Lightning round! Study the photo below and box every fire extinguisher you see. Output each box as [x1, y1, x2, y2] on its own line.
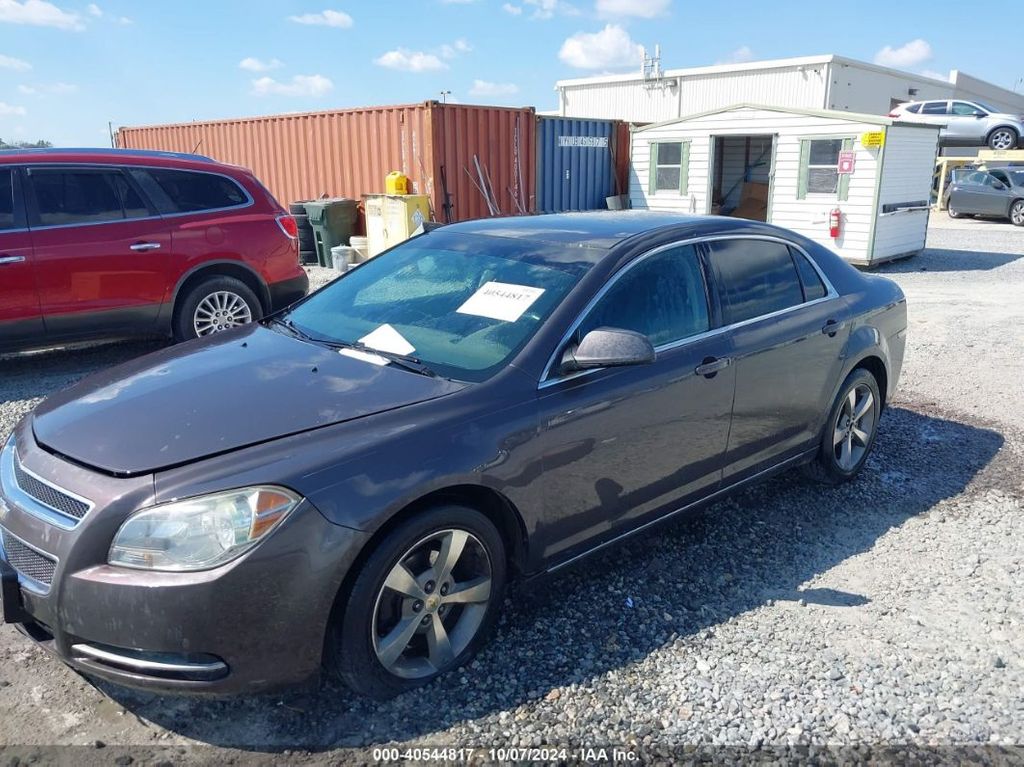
[829, 208, 842, 239]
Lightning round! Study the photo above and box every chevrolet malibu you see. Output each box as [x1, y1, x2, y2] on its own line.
[0, 213, 906, 699]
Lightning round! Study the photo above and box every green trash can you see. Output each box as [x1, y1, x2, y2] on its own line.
[303, 198, 358, 267]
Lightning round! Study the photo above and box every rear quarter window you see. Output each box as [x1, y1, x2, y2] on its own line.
[706, 239, 806, 324]
[131, 168, 248, 214]
[791, 248, 828, 301]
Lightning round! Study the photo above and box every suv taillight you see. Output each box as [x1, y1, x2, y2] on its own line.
[887, 111, 899, 117]
[276, 215, 298, 239]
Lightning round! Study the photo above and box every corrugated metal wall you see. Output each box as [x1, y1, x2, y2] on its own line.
[536, 116, 620, 213]
[117, 102, 535, 223]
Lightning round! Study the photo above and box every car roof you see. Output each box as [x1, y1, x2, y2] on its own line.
[443, 211, 790, 255]
[0, 147, 222, 168]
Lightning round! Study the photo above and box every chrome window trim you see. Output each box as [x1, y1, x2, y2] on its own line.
[0, 440, 93, 529]
[0, 524, 59, 595]
[538, 234, 839, 389]
[18, 163, 254, 232]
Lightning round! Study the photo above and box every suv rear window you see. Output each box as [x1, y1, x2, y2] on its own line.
[706, 239, 806, 324]
[0, 169, 15, 231]
[131, 168, 248, 214]
[30, 168, 149, 226]
[904, 103, 922, 114]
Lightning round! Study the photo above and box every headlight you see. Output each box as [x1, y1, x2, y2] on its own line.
[108, 486, 301, 572]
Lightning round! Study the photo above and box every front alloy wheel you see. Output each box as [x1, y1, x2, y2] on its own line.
[988, 128, 1017, 151]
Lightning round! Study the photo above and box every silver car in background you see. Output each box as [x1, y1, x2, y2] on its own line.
[890, 100, 1024, 150]
[946, 168, 1024, 225]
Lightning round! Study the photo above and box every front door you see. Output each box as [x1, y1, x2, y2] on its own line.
[534, 242, 735, 565]
[24, 165, 172, 338]
[703, 237, 850, 481]
[0, 167, 44, 348]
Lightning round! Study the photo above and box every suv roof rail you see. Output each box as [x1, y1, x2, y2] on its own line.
[0, 147, 216, 162]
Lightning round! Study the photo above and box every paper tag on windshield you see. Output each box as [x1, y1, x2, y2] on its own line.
[456, 282, 545, 322]
[358, 324, 416, 356]
[339, 348, 388, 366]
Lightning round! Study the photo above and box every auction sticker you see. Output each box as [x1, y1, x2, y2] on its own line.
[457, 281, 545, 322]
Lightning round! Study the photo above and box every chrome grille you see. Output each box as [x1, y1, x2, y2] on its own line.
[1, 529, 56, 586]
[13, 457, 89, 520]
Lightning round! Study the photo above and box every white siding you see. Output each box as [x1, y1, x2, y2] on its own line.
[827, 62, 952, 113]
[871, 125, 939, 261]
[951, 71, 1024, 114]
[630, 107, 887, 263]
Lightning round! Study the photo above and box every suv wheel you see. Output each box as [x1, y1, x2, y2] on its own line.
[947, 204, 967, 219]
[173, 276, 262, 342]
[802, 369, 881, 485]
[987, 127, 1018, 151]
[1010, 200, 1024, 227]
[327, 505, 506, 699]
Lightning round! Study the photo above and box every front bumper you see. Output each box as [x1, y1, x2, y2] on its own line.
[0, 424, 367, 695]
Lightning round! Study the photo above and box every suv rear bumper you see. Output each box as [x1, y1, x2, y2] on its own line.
[268, 273, 310, 312]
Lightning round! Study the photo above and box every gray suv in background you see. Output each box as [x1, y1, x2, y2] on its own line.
[890, 100, 1024, 150]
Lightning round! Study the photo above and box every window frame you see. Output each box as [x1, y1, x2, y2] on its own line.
[19, 163, 253, 231]
[648, 140, 689, 196]
[801, 137, 846, 197]
[538, 234, 838, 387]
[132, 167, 252, 216]
[920, 101, 950, 115]
[0, 166, 28, 232]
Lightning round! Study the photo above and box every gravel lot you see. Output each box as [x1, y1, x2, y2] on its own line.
[0, 219, 1022, 761]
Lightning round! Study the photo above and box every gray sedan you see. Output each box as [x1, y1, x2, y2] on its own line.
[947, 168, 1024, 225]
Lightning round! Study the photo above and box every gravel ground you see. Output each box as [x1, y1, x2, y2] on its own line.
[0, 221, 1022, 761]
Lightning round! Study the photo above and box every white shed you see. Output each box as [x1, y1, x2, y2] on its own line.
[628, 104, 941, 265]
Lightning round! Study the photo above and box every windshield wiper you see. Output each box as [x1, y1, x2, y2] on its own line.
[269, 316, 316, 342]
[328, 340, 439, 378]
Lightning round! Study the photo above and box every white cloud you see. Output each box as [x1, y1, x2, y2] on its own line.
[0, 53, 31, 70]
[239, 56, 283, 72]
[0, 0, 82, 30]
[919, 68, 949, 82]
[374, 48, 447, 72]
[115, 14, 130, 24]
[469, 79, 519, 97]
[251, 74, 333, 97]
[287, 9, 353, 28]
[439, 38, 471, 59]
[86, 2, 100, 16]
[0, 101, 27, 116]
[502, 2, 522, 12]
[559, 24, 642, 69]
[595, 0, 669, 18]
[19, 81, 76, 94]
[716, 45, 754, 65]
[522, 0, 577, 18]
[874, 38, 932, 69]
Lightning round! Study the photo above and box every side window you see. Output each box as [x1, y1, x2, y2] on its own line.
[0, 169, 15, 231]
[951, 101, 983, 116]
[905, 103, 922, 114]
[921, 101, 948, 115]
[578, 244, 709, 348]
[29, 168, 147, 227]
[649, 142, 687, 194]
[791, 248, 827, 301]
[804, 138, 844, 195]
[707, 239, 805, 324]
[138, 169, 248, 213]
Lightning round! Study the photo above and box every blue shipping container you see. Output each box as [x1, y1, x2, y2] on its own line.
[536, 117, 620, 214]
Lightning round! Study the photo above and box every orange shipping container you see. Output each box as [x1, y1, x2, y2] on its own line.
[116, 102, 536, 223]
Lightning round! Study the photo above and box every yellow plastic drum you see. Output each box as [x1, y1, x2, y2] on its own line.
[385, 171, 408, 195]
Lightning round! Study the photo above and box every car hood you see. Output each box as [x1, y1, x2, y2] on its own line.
[31, 324, 465, 476]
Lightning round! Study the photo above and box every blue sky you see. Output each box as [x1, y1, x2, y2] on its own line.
[1, 0, 1021, 147]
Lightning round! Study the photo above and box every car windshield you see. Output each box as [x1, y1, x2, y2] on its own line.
[281, 230, 590, 382]
[973, 101, 998, 113]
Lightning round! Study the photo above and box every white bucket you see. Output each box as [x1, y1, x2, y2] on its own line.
[331, 245, 354, 273]
[349, 236, 369, 262]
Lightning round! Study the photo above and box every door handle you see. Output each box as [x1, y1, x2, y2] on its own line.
[130, 242, 161, 252]
[821, 319, 844, 337]
[0, 254, 26, 265]
[695, 356, 731, 378]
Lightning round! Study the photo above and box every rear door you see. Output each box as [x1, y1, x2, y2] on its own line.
[704, 237, 850, 482]
[919, 101, 952, 137]
[0, 166, 44, 347]
[24, 165, 172, 338]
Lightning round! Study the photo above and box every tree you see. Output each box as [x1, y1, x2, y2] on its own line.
[0, 139, 53, 149]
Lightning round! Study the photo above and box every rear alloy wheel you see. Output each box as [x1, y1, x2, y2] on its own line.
[1010, 200, 1024, 227]
[988, 127, 1018, 151]
[803, 369, 881, 485]
[328, 506, 506, 699]
[173, 276, 262, 342]
[947, 204, 966, 219]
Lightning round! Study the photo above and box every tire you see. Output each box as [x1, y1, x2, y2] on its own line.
[288, 201, 310, 215]
[947, 204, 966, 219]
[987, 127, 1018, 151]
[802, 368, 881, 485]
[172, 275, 262, 342]
[299, 249, 318, 265]
[1010, 199, 1024, 227]
[326, 505, 507, 700]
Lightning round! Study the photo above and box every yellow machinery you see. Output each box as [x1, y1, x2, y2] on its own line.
[363, 194, 431, 257]
[934, 149, 1024, 210]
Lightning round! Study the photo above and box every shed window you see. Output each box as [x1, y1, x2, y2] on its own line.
[648, 141, 688, 194]
[805, 139, 844, 195]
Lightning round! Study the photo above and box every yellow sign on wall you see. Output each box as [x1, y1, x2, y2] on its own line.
[861, 131, 885, 149]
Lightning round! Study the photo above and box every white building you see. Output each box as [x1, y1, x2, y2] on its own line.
[554, 54, 1024, 124]
[629, 104, 940, 266]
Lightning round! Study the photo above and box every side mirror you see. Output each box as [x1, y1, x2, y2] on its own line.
[561, 327, 655, 372]
[974, 111, 987, 118]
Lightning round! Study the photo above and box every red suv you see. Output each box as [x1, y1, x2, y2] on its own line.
[0, 148, 308, 352]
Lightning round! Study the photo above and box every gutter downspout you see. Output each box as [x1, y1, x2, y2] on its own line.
[677, 77, 684, 118]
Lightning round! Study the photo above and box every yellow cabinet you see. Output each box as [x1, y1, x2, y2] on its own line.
[363, 194, 431, 257]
